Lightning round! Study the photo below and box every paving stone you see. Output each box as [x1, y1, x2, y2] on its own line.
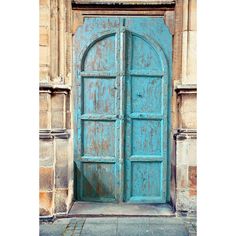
[81, 223, 117, 236]
[85, 217, 117, 224]
[40, 223, 67, 236]
[149, 217, 183, 225]
[117, 223, 151, 236]
[149, 224, 188, 236]
[40, 216, 196, 236]
[118, 217, 149, 224]
[53, 218, 72, 225]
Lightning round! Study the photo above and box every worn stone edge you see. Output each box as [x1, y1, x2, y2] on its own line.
[174, 129, 197, 140]
[175, 84, 197, 95]
[39, 129, 70, 139]
[72, 0, 176, 5]
[39, 83, 71, 92]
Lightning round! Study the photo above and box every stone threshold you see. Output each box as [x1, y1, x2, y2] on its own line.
[65, 202, 175, 218]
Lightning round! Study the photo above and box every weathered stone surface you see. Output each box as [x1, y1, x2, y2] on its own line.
[51, 93, 66, 129]
[179, 94, 196, 129]
[39, 191, 53, 216]
[189, 166, 197, 189]
[177, 164, 188, 189]
[54, 189, 68, 214]
[40, 26, 49, 46]
[52, 93, 66, 111]
[187, 31, 197, 83]
[51, 110, 65, 129]
[176, 138, 196, 166]
[55, 139, 68, 188]
[189, 0, 197, 31]
[40, 6, 50, 27]
[40, 92, 51, 111]
[40, 46, 49, 66]
[40, 167, 54, 191]
[40, 66, 49, 82]
[39, 139, 54, 167]
[40, 0, 50, 7]
[40, 110, 51, 129]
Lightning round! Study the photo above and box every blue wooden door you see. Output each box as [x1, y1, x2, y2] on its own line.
[74, 17, 171, 203]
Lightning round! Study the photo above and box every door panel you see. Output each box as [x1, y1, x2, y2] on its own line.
[124, 18, 171, 203]
[74, 17, 172, 203]
[74, 18, 121, 202]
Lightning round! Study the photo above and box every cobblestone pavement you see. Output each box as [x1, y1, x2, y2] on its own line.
[40, 217, 197, 236]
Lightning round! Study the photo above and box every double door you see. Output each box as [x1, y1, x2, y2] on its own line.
[74, 17, 172, 203]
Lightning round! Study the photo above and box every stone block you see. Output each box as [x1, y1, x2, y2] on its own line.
[180, 94, 196, 111]
[189, 0, 197, 31]
[51, 110, 65, 129]
[40, 46, 49, 66]
[40, 0, 50, 7]
[176, 164, 188, 189]
[40, 66, 49, 82]
[39, 191, 53, 216]
[176, 190, 189, 212]
[176, 138, 197, 166]
[176, 140, 188, 165]
[54, 189, 68, 214]
[52, 93, 66, 111]
[181, 31, 188, 82]
[55, 164, 68, 189]
[180, 94, 197, 129]
[40, 167, 54, 191]
[187, 31, 197, 83]
[40, 6, 50, 27]
[39, 139, 54, 167]
[181, 111, 196, 129]
[55, 139, 68, 188]
[40, 110, 51, 129]
[55, 139, 68, 162]
[40, 26, 49, 46]
[39, 92, 51, 111]
[51, 93, 66, 129]
[66, 111, 71, 129]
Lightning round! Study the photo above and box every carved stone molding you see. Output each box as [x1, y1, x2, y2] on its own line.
[175, 84, 197, 95]
[39, 129, 71, 139]
[72, 0, 175, 5]
[39, 83, 71, 93]
[174, 128, 197, 140]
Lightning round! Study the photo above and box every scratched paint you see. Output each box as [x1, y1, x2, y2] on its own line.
[74, 17, 172, 203]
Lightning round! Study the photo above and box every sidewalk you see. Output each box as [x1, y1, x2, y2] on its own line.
[40, 217, 197, 236]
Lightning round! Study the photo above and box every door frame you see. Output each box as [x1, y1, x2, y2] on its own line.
[72, 3, 177, 205]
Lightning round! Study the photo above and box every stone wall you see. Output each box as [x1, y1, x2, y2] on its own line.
[39, 0, 73, 217]
[174, 0, 197, 216]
